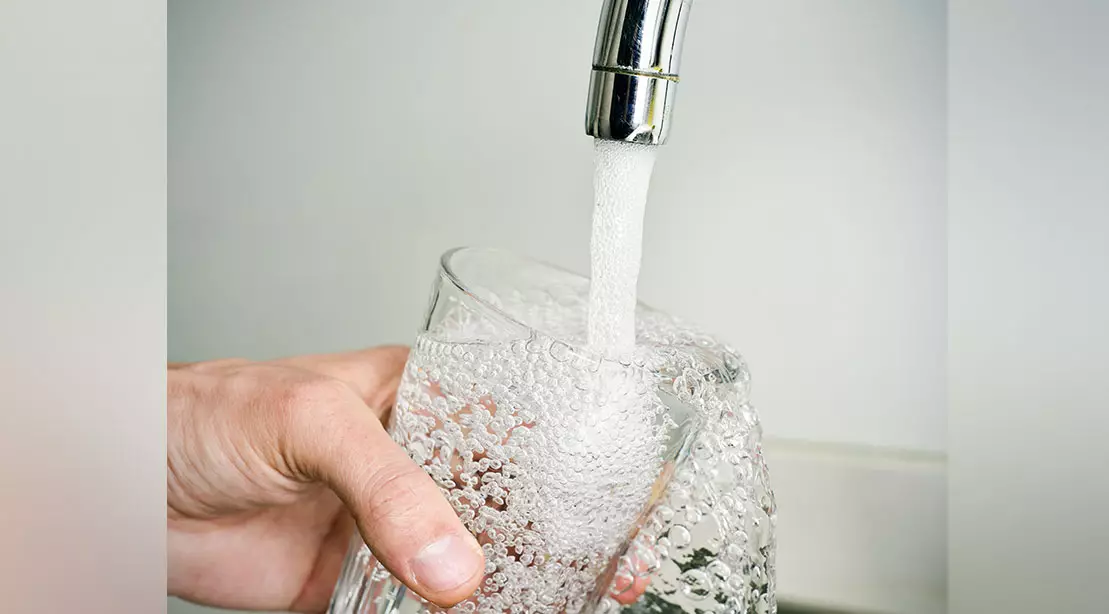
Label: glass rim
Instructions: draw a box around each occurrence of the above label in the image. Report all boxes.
[436,246,664,353]
[438,246,574,335]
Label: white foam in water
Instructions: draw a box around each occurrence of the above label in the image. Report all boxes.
[379,293,776,614]
[588,139,658,354]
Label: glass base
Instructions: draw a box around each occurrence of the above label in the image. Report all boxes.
[327,538,418,614]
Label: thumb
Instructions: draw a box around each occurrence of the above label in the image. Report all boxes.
[280,375,485,607]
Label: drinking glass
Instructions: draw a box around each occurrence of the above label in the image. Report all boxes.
[328,247,776,614]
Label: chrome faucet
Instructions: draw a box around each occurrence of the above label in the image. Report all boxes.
[585,0,693,145]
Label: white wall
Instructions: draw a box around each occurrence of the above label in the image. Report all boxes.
[170,1,946,612]
[948,2,1109,612]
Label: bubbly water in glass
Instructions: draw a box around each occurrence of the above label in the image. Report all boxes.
[328,141,777,613]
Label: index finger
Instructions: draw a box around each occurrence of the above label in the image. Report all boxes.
[274,345,410,418]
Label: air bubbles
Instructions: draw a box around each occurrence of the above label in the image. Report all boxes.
[668,524,692,550]
[678,569,713,601]
[385,290,776,613]
[708,560,732,581]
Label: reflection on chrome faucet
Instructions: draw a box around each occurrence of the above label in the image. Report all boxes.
[586,0,693,145]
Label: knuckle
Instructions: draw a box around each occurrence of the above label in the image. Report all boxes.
[362,461,430,526]
[275,375,353,417]
[259,374,357,475]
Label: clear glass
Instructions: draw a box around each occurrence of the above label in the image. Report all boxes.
[328,247,776,614]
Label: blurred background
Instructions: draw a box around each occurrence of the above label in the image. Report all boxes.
[169,1,945,613]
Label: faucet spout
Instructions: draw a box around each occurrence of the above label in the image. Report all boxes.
[585,0,693,146]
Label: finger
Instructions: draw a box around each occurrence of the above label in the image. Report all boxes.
[172,357,251,372]
[288,511,358,614]
[280,380,484,608]
[610,553,652,605]
[275,346,409,418]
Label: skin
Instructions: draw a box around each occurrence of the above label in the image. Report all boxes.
[168,345,648,613]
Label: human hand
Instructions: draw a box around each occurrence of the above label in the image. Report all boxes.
[167,346,485,613]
